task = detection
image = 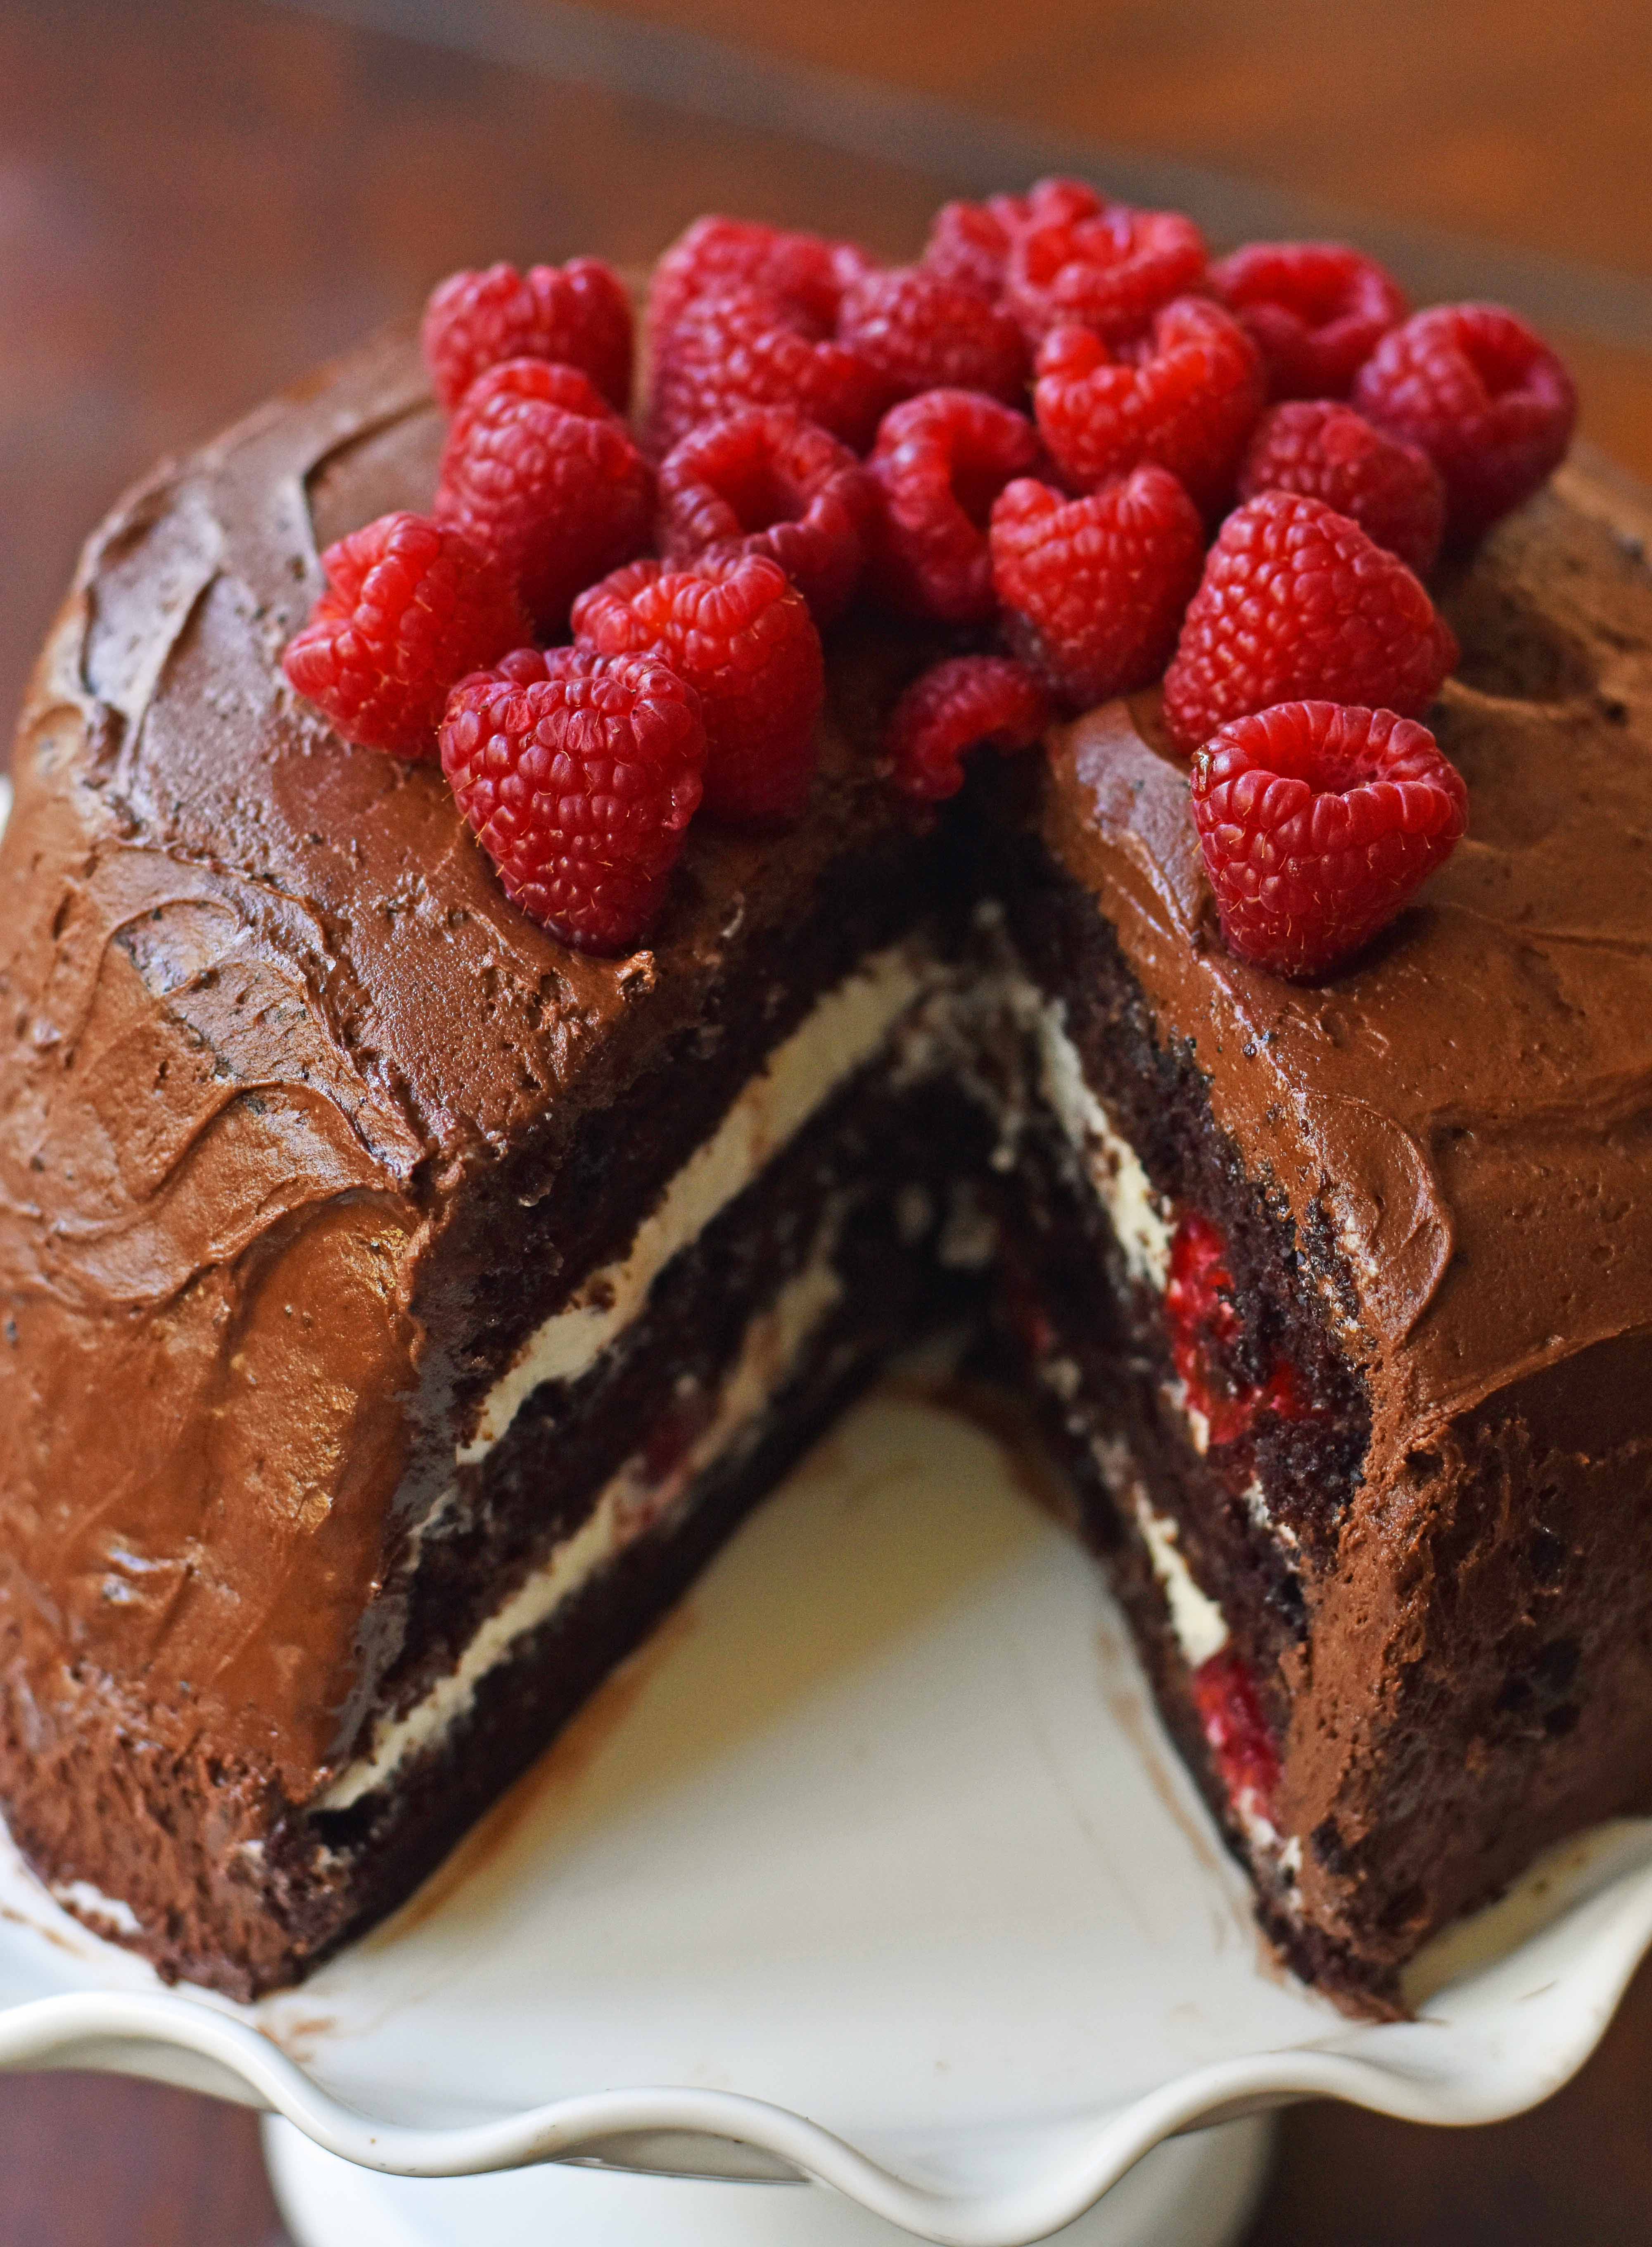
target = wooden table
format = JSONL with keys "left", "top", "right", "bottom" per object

{"left": 1, "top": 2, "right": 1649, "bottom": 2238}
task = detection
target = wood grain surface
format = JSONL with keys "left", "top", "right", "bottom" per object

{"left": 1, "top": 2, "right": 1649, "bottom": 2240}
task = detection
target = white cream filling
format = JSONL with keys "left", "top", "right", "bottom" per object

{"left": 51, "top": 1879, "right": 142, "bottom": 1936}
{"left": 1028, "top": 994, "right": 1174, "bottom": 1290}
{"left": 1169, "top": 1378, "right": 1212, "bottom": 1458}
{"left": 1132, "top": 1494, "right": 1230, "bottom": 1668}
{"left": 321, "top": 1246, "right": 845, "bottom": 1810}
{"left": 1130, "top": 1481, "right": 1291, "bottom": 1863}
{"left": 460, "top": 943, "right": 938, "bottom": 1466}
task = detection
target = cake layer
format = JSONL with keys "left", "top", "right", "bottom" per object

{"left": 460, "top": 938, "right": 939, "bottom": 1464}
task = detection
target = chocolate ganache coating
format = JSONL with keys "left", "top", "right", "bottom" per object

{"left": 0, "top": 328, "right": 931, "bottom": 1829}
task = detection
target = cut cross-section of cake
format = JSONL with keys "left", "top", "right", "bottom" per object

{"left": 978, "top": 469, "right": 1652, "bottom": 2009}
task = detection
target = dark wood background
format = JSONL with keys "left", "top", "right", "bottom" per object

{"left": 2, "top": 2, "right": 1650, "bottom": 2238}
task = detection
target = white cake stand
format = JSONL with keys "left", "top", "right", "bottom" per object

{"left": 0, "top": 1382, "right": 1649, "bottom": 2247}
{"left": 262, "top": 2107, "right": 1275, "bottom": 2247}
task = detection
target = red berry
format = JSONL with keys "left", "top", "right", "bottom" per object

{"left": 867, "top": 389, "right": 1043, "bottom": 625}
{"left": 421, "top": 259, "right": 634, "bottom": 414}
{"left": 1006, "top": 199, "right": 1207, "bottom": 345}
{"left": 881, "top": 656, "right": 1051, "bottom": 802}
{"left": 646, "top": 214, "right": 875, "bottom": 355}
{"left": 1189, "top": 700, "right": 1467, "bottom": 979}
{"left": 572, "top": 552, "right": 823, "bottom": 827}
{"left": 282, "top": 511, "right": 529, "bottom": 758}
{"left": 1351, "top": 303, "right": 1577, "bottom": 547}
{"left": 1206, "top": 242, "right": 1407, "bottom": 402}
{"left": 1164, "top": 1209, "right": 1245, "bottom": 1436}
{"left": 921, "top": 200, "right": 1015, "bottom": 301}
{"left": 920, "top": 179, "right": 1104, "bottom": 302}
{"left": 836, "top": 266, "right": 1029, "bottom": 406}
{"left": 655, "top": 408, "right": 876, "bottom": 626}
{"left": 447, "top": 357, "right": 620, "bottom": 451}
{"left": 648, "top": 285, "right": 896, "bottom": 457}
{"left": 1033, "top": 300, "right": 1265, "bottom": 515}
{"left": 440, "top": 646, "right": 706, "bottom": 955}
{"left": 1193, "top": 1648, "right": 1281, "bottom": 1819}
{"left": 989, "top": 468, "right": 1205, "bottom": 710}
{"left": 1162, "top": 1209, "right": 1312, "bottom": 1445}
{"left": 433, "top": 359, "right": 654, "bottom": 631}
{"left": 1162, "top": 492, "right": 1459, "bottom": 754}
{"left": 1239, "top": 401, "right": 1446, "bottom": 577}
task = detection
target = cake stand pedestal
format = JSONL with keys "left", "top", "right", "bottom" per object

{"left": 263, "top": 2112, "right": 1275, "bottom": 2247}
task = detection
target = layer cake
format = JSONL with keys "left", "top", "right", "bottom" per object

{"left": 0, "top": 303, "right": 1648, "bottom": 2015}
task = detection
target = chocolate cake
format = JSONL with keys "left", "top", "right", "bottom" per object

{"left": 0, "top": 291, "right": 1648, "bottom": 2016}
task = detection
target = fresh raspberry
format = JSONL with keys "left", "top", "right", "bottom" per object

{"left": 433, "top": 359, "right": 653, "bottom": 630}
{"left": 867, "top": 389, "right": 1043, "bottom": 625}
{"left": 446, "top": 357, "right": 620, "bottom": 452}
{"left": 1239, "top": 401, "right": 1446, "bottom": 577}
{"left": 920, "top": 178, "right": 1104, "bottom": 301}
{"left": 439, "top": 646, "right": 705, "bottom": 955}
{"left": 1162, "top": 492, "right": 1459, "bottom": 754}
{"left": 648, "top": 285, "right": 896, "bottom": 458}
{"left": 1193, "top": 1648, "right": 1281, "bottom": 1820}
{"left": 921, "top": 200, "right": 1016, "bottom": 301}
{"left": 282, "top": 511, "right": 529, "bottom": 758}
{"left": 655, "top": 408, "right": 876, "bottom": 626}
{"left": 880, "top": 656, "right": 1051, "bottom": 802}
{"left": 1189, "top": 701, "right": 1468, "bottom": 979}
{"left": 572, "top": 552, "right": 823, "bottom": 827}
{"left": 1032, "top": 301, "right": 1265, "bottom": 515}
{"left": 1351, "top": 303, "right": 1577, "bottom": 547}
{"left": 1164, "top": 1209, "right": 1244, "bottom": 1422}
{"left": 989, "top": 468, "right": 1205, "bottom": 710}
{"left": 646, "top": 214, "right": 875, "bottom": 355}
{"left": 1206, "top": 242, "right": 1407, "bottom": 402}
{"left": 1162, "top": 1209, "right": 1311, "bottom": 1445}
{"left": 1006, "top": 199, "right": 1208, "bottom": 345}
{"left": 836, "top": 266, "right": 1029, "bottom": 406}
{"left": 421, "top": 259, "right": 634, "bottom": 414}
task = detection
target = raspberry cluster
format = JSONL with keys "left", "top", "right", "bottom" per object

{"left": 281, "top": 191, "right": 1576, "bottom": 976}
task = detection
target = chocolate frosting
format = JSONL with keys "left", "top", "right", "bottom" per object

{"left": 0, "top": 329, "right": 914, "bottom": 1795}
{"left": 1038, "top": 477, "right": 1652, "bottom": 1470}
